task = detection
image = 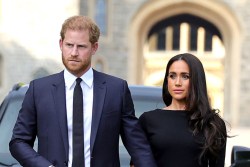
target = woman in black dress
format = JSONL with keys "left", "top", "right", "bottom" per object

{"left": 131, "top": 53, "right": 228, "bottom": 167}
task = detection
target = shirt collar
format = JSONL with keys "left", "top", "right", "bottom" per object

{"left": 64, "top": 68, "right": 93, "bottom": 90}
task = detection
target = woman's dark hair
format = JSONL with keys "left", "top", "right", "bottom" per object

{"left": 162, "top": 53, "right": 227, "bottom": 161}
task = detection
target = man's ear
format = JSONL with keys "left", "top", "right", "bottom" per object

{"left": 91, "top": 42, "right": 99, "bottom": 55}
{"left": 59, "top": 39, "right": 63, "bottom": 50}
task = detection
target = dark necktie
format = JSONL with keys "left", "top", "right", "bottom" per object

{"left": 72, "top": 78, "right": 85, "bottom": 167}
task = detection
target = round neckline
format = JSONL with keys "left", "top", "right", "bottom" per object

{"left": 161, "top": 108, "right": 186, "bottom": 112}
{"left": 156, "top": 108, "right": 187, "bottom": 113}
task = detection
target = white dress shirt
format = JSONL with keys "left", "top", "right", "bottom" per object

{"left": 64, "top": 68, "right": 93, "bottom": 167}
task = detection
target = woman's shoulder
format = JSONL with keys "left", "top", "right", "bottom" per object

{"left": 139, "top": 109, "right": 162, "bottom": 119}
{"left": 141, "top": 108, "right": 187, "bottom": 117}
{"left": 141, "top": 108, "right": 162, "bottom": 116}
{"left": 139, "top": 109, "right": 181, "bottom": 122}
{"left": 139, "top": 109, "right": 165, "bottom": 126}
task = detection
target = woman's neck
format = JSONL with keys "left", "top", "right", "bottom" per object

{"left": 164, "top": 101, "right": 186, "bottom": 110}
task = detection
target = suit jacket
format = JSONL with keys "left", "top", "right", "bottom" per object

{"left": 9, "top": 70, "right": 157, "bottom": 167}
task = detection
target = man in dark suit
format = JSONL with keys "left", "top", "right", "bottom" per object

{"left": 9, "top": 16, "right": 157, "bottom": 167}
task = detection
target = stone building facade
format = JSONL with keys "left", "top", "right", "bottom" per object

{"left": 0, "top": 0, "right": 250, "bottom": 127}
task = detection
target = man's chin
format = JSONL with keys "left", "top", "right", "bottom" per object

{"left": 67, "top": 67, "right": 88, "bottom": 77}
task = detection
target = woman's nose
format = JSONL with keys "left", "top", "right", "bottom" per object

{"left": 175, "top": 77, "right": 182, "bottom": 86}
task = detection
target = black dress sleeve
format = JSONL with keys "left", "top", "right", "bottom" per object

{"left": 208, "top": 141, "right": 226, "bottom": 167}
{"left": 129, "top": 112, "right": 150, "bottom": 167}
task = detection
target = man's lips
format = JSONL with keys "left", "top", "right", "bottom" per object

{"left": 69, "top": 59, "right": 80, "bottom": 62}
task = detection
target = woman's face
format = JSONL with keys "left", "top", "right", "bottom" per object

{"left": 167, "top": 60, "right": 190, "bottom": 104}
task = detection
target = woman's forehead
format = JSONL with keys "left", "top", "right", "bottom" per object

{"left": 169, "top": 60, "right": 189, "bottom": 73}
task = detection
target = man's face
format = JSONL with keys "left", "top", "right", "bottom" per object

{"left": 60, "top": 29, "right": 98, "bottom": 77}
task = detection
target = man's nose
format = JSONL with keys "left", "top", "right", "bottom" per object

{"left": 71, "top": 46, "right": 79, "bottom": 56}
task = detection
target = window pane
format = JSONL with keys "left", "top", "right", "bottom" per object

{"left": 172, "top": 24, "right": 180, "bottom": 50}
{"left": 157, "top": 29, "right": 166, "bottom": 50}
{"left": 190, "top": 26, "right": 198, "bottom": 51}
{"left": 95, "top": 0, "right": 107, "bottom": 35}
{"left": 205, "top": 31, "right": 213, "bottom": 51}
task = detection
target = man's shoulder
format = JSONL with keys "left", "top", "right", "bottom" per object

{"left": 31, "top": 71, "right": 63, "bottom": 85}
{"left": 93, "top": 70, "right": 125, "bottom": 82}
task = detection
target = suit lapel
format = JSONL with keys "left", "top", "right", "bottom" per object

{"left": 90, "top": 70, "right": 106, "bottom": 153}
{"left": 50, "top": 70, "right": 106, "bottom": 156}
{"left": 51, "top": 71, "right": 69, "bottom": 159}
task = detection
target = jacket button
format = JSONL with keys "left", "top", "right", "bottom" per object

{"left": 64, "top": 161, "right": 68, "bottom": 166}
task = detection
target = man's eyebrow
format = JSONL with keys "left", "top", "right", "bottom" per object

{"left": 77, "top": 43, "right": 87, "bottom": 46}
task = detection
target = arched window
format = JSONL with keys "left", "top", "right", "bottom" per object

{"left": 95, "top": 0, "right": 108, "bottom": 36}
{"left": 144, "top": 13, "right": 225, "bottom": 115}
{"left": 147, "top": 14, "right": 223, "bottom": 54}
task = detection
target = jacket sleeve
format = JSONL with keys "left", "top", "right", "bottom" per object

{"left": 9, "top": 81, "right": 52, "bottom": 167}
{"left": 119, "top": 81, "right": 157, "bottom": 167}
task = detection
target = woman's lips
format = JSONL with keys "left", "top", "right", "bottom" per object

{"left": 173, "top": 89, "right": 184, "bottom": 93}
